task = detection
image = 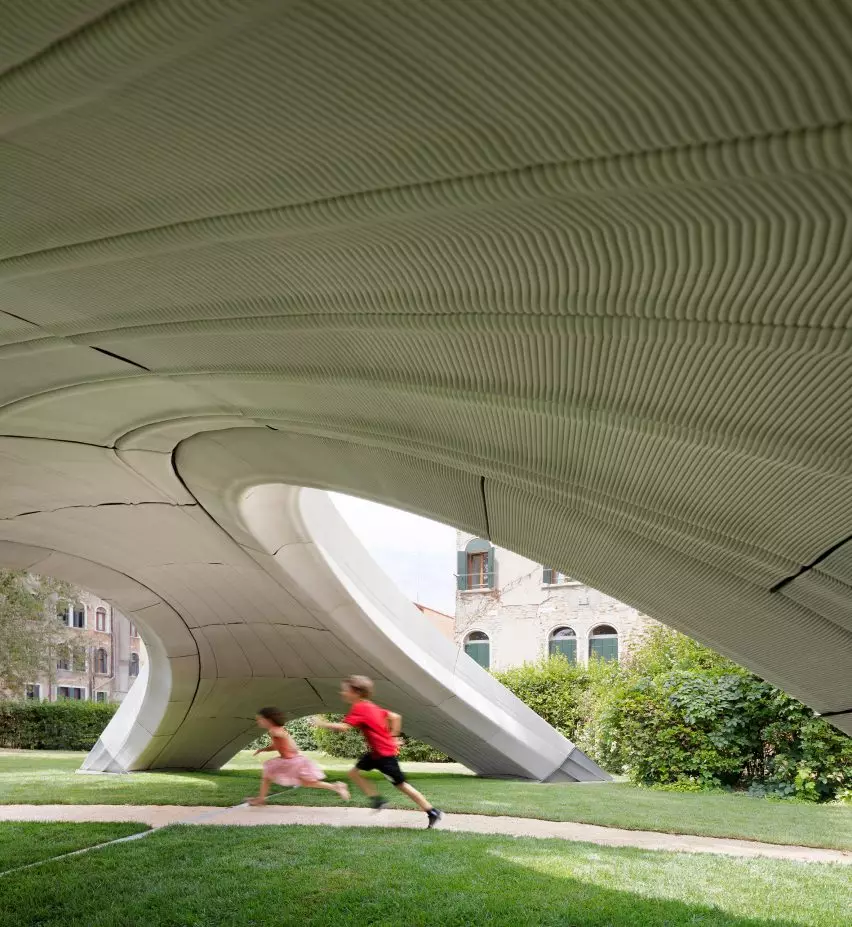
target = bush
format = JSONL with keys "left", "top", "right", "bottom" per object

{"left": 286, "top": 716, "right": 318, "bottom": 752}
{"left": 247, "top": 716, "right": 319, "bottom": 752}
{"left": 491, "top": 627, "right": 851, "bottom": 801}
{"left": 494, "top": 654, "right": 621, "bottom": 768}
{"left": 313, "top": 715, "right": 452, "bottom": 762}
{"left": 588, "top": 626, "right": 852, "bottom": 800}
{"left": 0, "top": 700, "right": 117, "bottom": 750}
{"left": 493, "top": 657, "right": 590, "bottom": 740}
{"left": 313, "top": 715, "right": 364, "bottom": 758}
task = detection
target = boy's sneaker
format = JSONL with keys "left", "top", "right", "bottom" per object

{"left": 426, "top": 808, "right": 443, "bottom": 829}
{"left": 370, "top": 796, "right": 388, "bottom": 811}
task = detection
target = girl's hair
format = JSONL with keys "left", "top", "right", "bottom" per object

{"left": 344, "top": 675, "right": 374, "bottom": 698}
{"left": 257, "top": 706, "right": 286, "bottom": 726}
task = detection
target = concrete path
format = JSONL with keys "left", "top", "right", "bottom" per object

{"left": 2, "top": 804, "right": 849, "bottom": 864}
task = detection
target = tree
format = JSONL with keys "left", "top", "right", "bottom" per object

{"left": 0, "top": 571, "right": 75, "bottom": 697}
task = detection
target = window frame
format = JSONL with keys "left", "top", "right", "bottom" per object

{"left": 457, "top": 538, "right": 496, "bottom": 592}
{"left": 541, "top": 567, "right": 581, "bottom": 587}
{"left": 588, "top": 625, "right": 619, "bottom": 663}
{"left": 129, "top": 652, "right": 140, "bottom": 677}
{"left": 95, "top": 607, "right": 108, "bottom": 632}
{"left": 548, "top": 626, "right": 577, "bottom": 663}
{"left": 71, "top": 603, "right": 86, "bottom": 629}
{"left": 463, "top": 630, "right": 491, "bottom": 669}
{"left": 57, "top": 686, "right": 86, "bottom": 701}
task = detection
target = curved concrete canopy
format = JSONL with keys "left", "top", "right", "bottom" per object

{"left": 0, "top": 0, "right": 850, "bottom": 780}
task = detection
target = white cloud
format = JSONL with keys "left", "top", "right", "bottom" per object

{"left": 330, "top": 492, "right": 457, "bottom": 615}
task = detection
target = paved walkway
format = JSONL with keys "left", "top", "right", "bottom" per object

{"left": 2, "top": 804, "right": 849, "bottom": 864}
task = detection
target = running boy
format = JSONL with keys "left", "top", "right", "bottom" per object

{"left": 313, "top": 675, "right": 443, "bottom": 828}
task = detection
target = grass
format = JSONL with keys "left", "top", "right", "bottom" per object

{"left": 0, "top": 824, "right": 849, "bottom": 926}
{"left": 0, "top": 821, "right": 149, "bottom": 872}
{"left": 2, "top": 750, "right": 850, "bottom": 851}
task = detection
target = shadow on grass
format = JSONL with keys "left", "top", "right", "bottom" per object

{"left": 0, "top": 825, "right": 838, "bottom": 927}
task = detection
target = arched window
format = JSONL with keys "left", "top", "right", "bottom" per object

{"left": 56, "top": 603, "right": 69, "bottom": 625}
{"left": 95, "top": 648, "right": 108, "bottom": 675}
{"left": 548, "top": 627, "right": 577, "bottom": 663}
{"left": 95, "top": 607, "right": 108, "bottom": 632}
{"left": 464, "top": 631, "right": 490, "bottom": 669}
{"left": 589, "top": 625, "right": 619, "bottom": 663}
{"left": 129, "top": 652, "right": 140, "bottom": 677}
{"left": 457, "top": 538, "right": 495, "bottom": 591}
{"left": 71, "top": 604, "right": 86, "bottom": 629}
{"left": 56, "top": 646, "right": 71, "bottom": 671}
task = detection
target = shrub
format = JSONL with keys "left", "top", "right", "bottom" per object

{"left": 0, "top": 700, "right": 117, "bottom": 750}
{"left": 247, "top": 716, "right": 319, "bottom": 752}
{"left": 286, "top": 716, "right": 318, "bottom": 752}
{"left": 396, "top": 737, "right": 451, "bottom": 763}
{"left": 592, "top": 626, "right": 852, "bottom": 800}
{"left": 313, "top": 715, "right": 364, "bottom": 758}
{"left": 493, "top": 657, "right": 590, "bottom": 740}
{"left": 492, "top": 627, "right": 851, "bottom": 801}
{"left": 494, "top": 654, "right": 620, "bottom": 768}
{"left": 313, "top": 715, "right": 452, "bottom": 762}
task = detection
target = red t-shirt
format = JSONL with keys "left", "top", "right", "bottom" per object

{"left": 343, "top": 700, "right": 397, "bottom": 757}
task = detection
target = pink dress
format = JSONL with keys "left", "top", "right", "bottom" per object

{"left": 263, "top": 730, "right": 326, "bottom": 786}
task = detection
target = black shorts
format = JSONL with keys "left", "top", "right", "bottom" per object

{"left": 355, "top": 752, "right": 406, "bottom": 785}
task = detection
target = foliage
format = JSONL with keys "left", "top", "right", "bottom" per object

{"left": 0, "top": 700, "right": 118, "bottom": 751}
{"left": 581, "top": 625, "right": 852, "bottom": 801}
{"left": 493, "top": 656, "right": 590, "bottom": 738}
{"left": 247, "top": 716, "right": 318, "bottom": 752}
{"left": 313, "top": 714, "right": 373, "bottom": 758}
{"left": 313, "top": 714, "right": 451, "bottom": 763}
{"left": 0, "top": 571, "right": 75, "bottom": 695}
{"left": 395, "top": 737, "right": 451, "bottom": 763}
{"left": 492, "top": 626, "right": 851, "bottom": 802}
{"left": 286, "top": 716, "right": 319, "bottom": 752}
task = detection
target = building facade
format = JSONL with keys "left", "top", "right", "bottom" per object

{"left": 24, "top": 586, "right": 147, "bottom": 703}
{"left": 414, "top": 602, "right": 455, "bottom": 642}
{"left": 455, "top": 532, "right": 655, "bottom": 671}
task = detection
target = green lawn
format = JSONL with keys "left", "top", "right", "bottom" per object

{"left": 2, "top": 750, "right": 850, "bottom": 851}
{"left": 0, "top": 821, "right": 149, "bottom": 872}
{"left": 0, "top": 825, "right": 848, "bottom": 927}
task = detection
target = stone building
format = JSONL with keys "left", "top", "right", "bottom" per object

{"left": 455, "top": 532, "right": 655, "bottom": 671}
{"left": 23, "top": 586, "right": 147, "bottom": 703}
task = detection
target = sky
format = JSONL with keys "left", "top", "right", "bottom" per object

{"left": 330, "top": 493, "right": 457, "bottom": 615}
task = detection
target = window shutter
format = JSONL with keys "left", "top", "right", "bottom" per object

{"left": 456, "top": 551, "right": 468, "bottom": 591}
{"left": 465, "top": 641, "right": 490, "bottom": 669}
{"left": 486, "top": 545, "right": 495, "bottom": 589}
{"left": 542, "top": 567, "right": 553, "bottom": 585}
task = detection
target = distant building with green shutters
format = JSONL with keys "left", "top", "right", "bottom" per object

{"left": 455, "top": 532, "right": 655, "bottom": 671}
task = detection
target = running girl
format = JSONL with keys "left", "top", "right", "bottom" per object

{"left": 246, "top": 706, "right": 349, "bottom": 805}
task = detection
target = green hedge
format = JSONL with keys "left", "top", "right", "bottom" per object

{"left": 248, "top": 716, "right": 319, "bottom": 753}
{"left": 0, "top": 701, "right": 118, "bottom": 750}
{"left": 314, "top": 715, "right": 452, "bottom": 763}
{"left": 494, "top": 627, "right": 852, "bottom": 803}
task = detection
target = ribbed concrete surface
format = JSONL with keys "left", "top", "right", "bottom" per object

{"left": 0, "top": 0, "right": 850, "bottom": 775}
{"left": 1, "top": 805, "right": 849, "bottom": 865}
